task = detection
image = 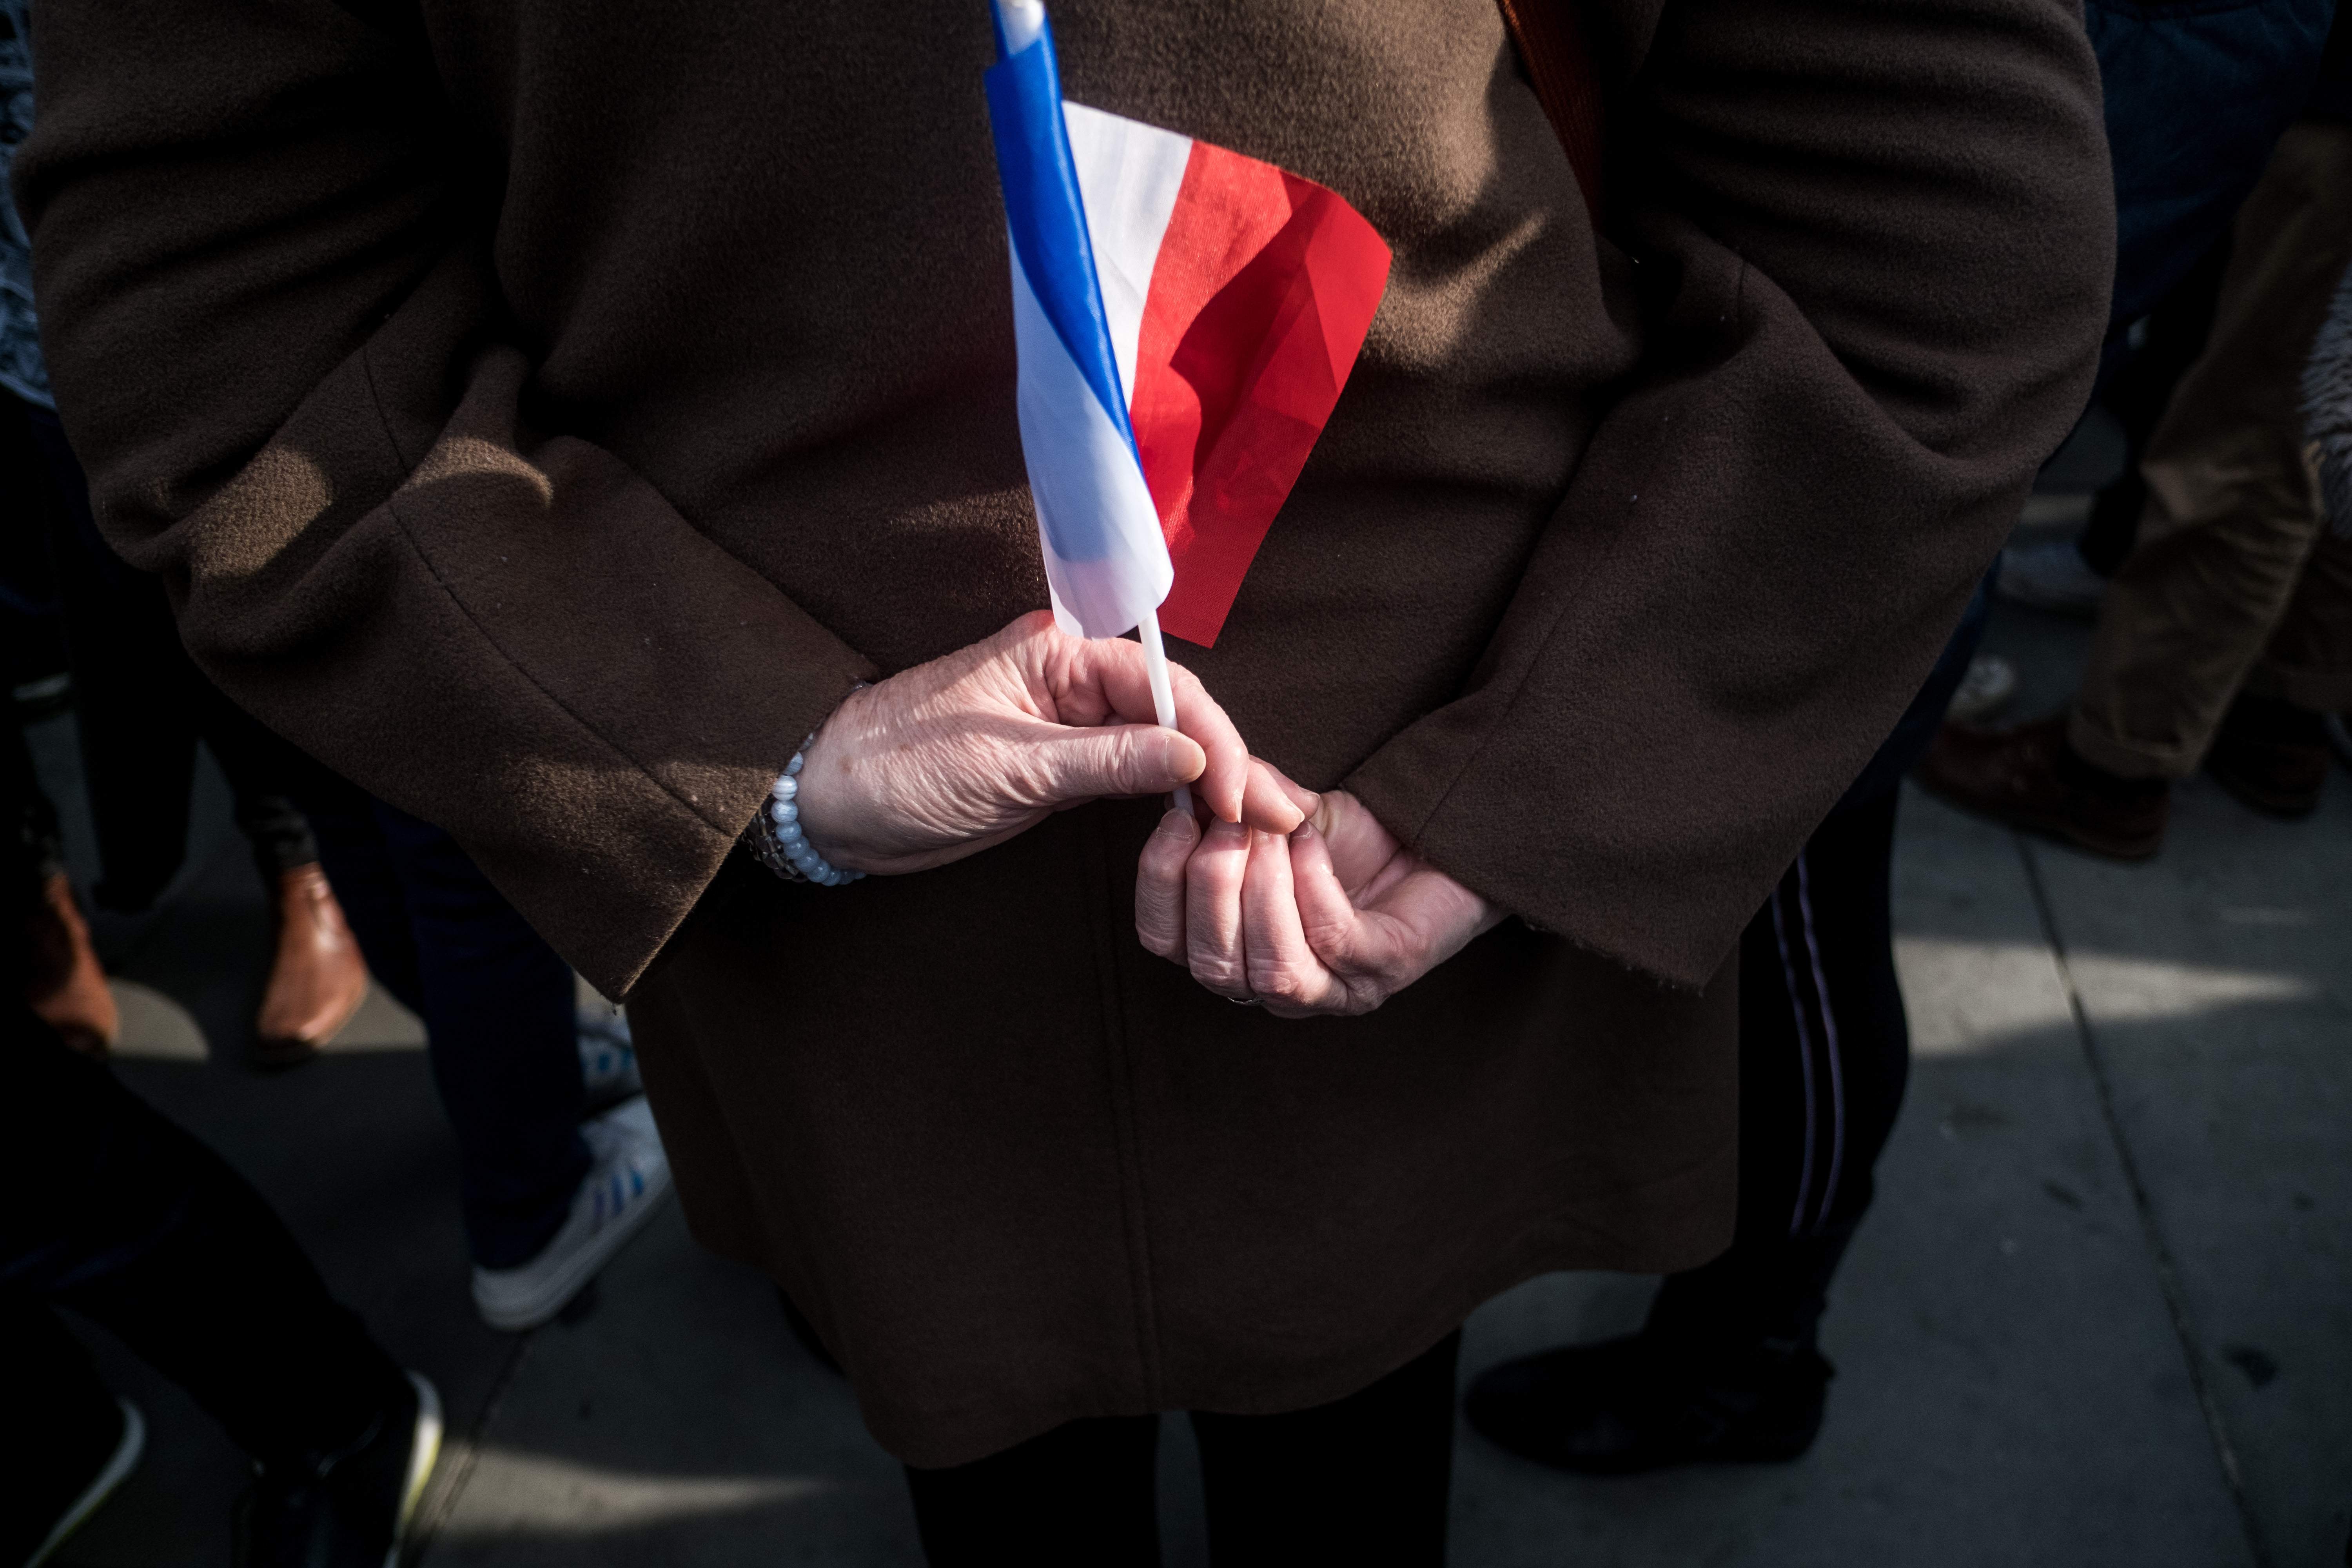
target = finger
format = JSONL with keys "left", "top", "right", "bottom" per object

{"left": 1241, "top": 826, "right": 1344, "bottom": 1014}
{"left": 1288, "top": 821, "right": 1373, "bottom": 975}
{"left": 1184, "top": 817, "right": 1255, "bottom": 998}
{"left": 1134, "top": 808, "right": 1198, "bottom": 960}
{"left": 1306, "top": 789, "right": 1408, "bottom": 898}
{"left": 1027, "top": 722, "right": 1209, "bottom": 805}
{"left": 1240, "top": 757, "right": 1313, "bottom": 835}
{"left": 1164, "top": 661, "right": 1255, "bottom": 826}
{"left": 1057, "top": 638, "right": 1255, "bottom": 827}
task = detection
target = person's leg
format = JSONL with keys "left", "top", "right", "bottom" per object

{"left": 1649, "top": 788, "right": 1910, "bottom": 1351}
{"left": 16, "top": 397, "right": 204, "bottom": 913}
{"left": 6, "top": 713, "right": 114, "bottom": 1050}
{"left": 201, "top": 687, "right": 327, "bottom": 884}
{"left": 2, "top": 1005, "right": 444, "bottom": 1563}
{"left": 1191, "top": 1330, "right": 1462, "bottom": 1568}
{"left": 2076, "top": 234, "right": 2234, "bottom": 578}
{"left": 2070, "top": 121, "right": 2352, "bottom": 781}
{"left": 294, "top": 769, "right": 426, "bottom": 1017}
{"left": 199, "top": 686, "right": 371, "bottom": 1061}
{"left": 0, "top": 1004, "right": 407, "bottom": 1466}
{"left": 370, "top": 802, "right": 588, "bottom": 1270}
{"left": 2211, "top": 523, "right": 2352, "bottom": 808}
{"left": 904, "top": 1415, "right": 1162, "bottom": 1567}
{"left": 1465, "top": 791, "right": 1910, "bottom": 1474}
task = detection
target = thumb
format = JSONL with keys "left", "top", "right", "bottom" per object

{"left": 1031, "top": 723, "right": 1208, "bottom": 803}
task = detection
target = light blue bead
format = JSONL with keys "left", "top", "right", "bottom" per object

{"left": 785, "top": 752, "right": 804, "bottom": 776}
{"left": 772, "top": 775, "right": 797, "bottom": 801}
{"left": 779, "top": 822, "right": 803, "bottom": 844}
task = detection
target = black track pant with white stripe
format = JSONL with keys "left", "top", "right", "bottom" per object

{"left": 1648, "top": 785, "right": 1910, "bottom": 1357}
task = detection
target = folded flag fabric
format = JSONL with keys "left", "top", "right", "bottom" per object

{"left": 984, "top": 1, "right": 1392, "bottom": 647}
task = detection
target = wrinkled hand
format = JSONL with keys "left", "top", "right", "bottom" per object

{"left": 1135, "top": 772, "right": 1502, "bottom": 1017}
{"left": 796, "top": 611, "right": 1303, "bottom": 875}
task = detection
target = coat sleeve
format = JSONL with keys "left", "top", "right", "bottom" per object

{"left": 1344, "top": 0, "right": 2112, "bottom": 987}
{"left": 16, "top": 0, "right": 875, "bottom": 997}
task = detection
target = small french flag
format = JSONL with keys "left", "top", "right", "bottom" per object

{"left": 984, "top": 0, "right": 1392, "bottom": 652}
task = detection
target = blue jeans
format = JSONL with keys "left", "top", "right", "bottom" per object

{"left": 299, "top": 784, "right": 588, "bottom": 1270}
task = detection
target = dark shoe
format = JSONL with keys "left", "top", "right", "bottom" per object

{"left": 2206, "top": 694, "right": 2329, "bottom": 818}
{"left": 1465, "top": 1332, "right": 1832, "bottom": 1475}
{"left": 3, "top": 1393, "right": 144, "bottom": 1567}
{"left": 24, "top": 870, "right": 117, "bottom": 1055}
{"left": 232, "top": 1372, "right": 441, "bottom": 1568}
{"left": 254, "top": 864, "right": 370, "bottom": 1068}
{"left": 1915, "top": 715, "right": 2168, "bottom": 859}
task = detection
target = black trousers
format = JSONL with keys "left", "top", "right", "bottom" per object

{"left": 4, "top": 392, "right": 318, "bottom": 909}
{"left": 4, "top": 717, "right": 61, "bottom": 905}
{"left": 1649, "top": 788, "right": 1909, "bottom": 1355}
{"left": 906, "top": 1330, "right": 1462, "bottom": 1568}
{"left": 0, "top": 1004, "right": 404, "bottom": 1472}
{"left": 295, "top": 779, "right": 588, "bottom": 1270}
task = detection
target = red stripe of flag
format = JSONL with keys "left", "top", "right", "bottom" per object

{"left": 1129, "top": 142, "right": 1392, "bottom": 647}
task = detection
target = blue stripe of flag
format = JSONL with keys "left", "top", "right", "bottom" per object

{"left": 984, "top": 21, "right": 1138, "bottom": 456}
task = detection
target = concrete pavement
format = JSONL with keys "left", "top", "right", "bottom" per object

{"left": 31, "top": 577, "right": 2350, "bottom": 1567}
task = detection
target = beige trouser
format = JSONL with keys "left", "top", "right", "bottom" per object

{"left": 2071, "top": 121, "right": 2352, "bottom": 780}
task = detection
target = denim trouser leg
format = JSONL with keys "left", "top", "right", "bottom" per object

{"left": 302, "top": 785, "right": 588, "bottom": 1269}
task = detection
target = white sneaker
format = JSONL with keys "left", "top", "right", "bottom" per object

{"left": 577, "top": 1005, "right": 642, "bottom": 1111}
{"left": 1998, "top": 538, "right": 2107, "bottom": 616}
{"left": 1945, "top": 653, "right": 2019, "bottom": 726}
{"left": 471, "top": 1095, "right": 671, "bottom": 1331}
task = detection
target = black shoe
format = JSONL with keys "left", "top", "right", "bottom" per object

{"left": 2207, "top": 693, "right": 2330, "bottom": 818}
{"left": 4, "top": 1393, "right": 144, "bottom": 1567}
{"left": 232, "top": 1372, "right": 442, "bottom": 1568}
{"left": 1464, "top": 1332, "right": 1832, "bottom": 1475}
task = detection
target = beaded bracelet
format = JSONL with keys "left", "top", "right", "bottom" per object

{"left": 742, "top": 730, "right": 865, "bottom": 887}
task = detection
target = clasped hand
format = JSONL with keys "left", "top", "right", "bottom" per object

{"left": 797, "top": 612, "right": 1494, "bottom": 1015}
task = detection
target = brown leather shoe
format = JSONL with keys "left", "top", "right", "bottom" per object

{"left": 1916, "top": 714, "right": 2169, "bottom": 860}
{"left": 2206, "top": 694, "right": 2329, "bottom": 818}
{"left": 25, "top": 870, "right": 117, "bottom": 1054}
{"left": 254, "top": 863, "right": 369, "bottom": 1067}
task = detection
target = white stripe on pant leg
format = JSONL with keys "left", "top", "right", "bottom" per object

{"left": 1795, "top": 851, "right": 1847, "bottom": 1234}
{"left": 1771, "top": 887, "right": 1818, "bottom": 1239}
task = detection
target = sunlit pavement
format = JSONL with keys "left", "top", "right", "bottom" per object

{"left": 33, "top": 523, "right": 2350, "bottom": 1566}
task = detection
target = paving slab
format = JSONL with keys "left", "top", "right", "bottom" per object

{"left": 418, "top": 1206, "right": 921, "bottom": 1567}
{"left": 2024, "top": 774, "right": 2352, "bottom": 1567}
{"left": 1446, "top": 786, "right": 2250, "bottom": 1568}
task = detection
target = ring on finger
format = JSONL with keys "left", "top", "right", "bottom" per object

{"left": 1226, "top": 995, "right": 1261, "bottom": 1007}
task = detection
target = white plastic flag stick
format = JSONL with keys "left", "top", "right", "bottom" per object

{"left": 985, "top": 0, "right": 1193, "bottom": 817}
{"left": 1136, "top": 611, "right": 1192, "bottom": 817}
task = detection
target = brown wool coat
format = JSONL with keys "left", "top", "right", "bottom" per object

{"left": 21, "top": 0, "right": 2109, "bottom": 1465}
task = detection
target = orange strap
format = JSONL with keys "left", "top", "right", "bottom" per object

{"left": 1494, "top": 0, "right": 1606, "bottom": 227}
